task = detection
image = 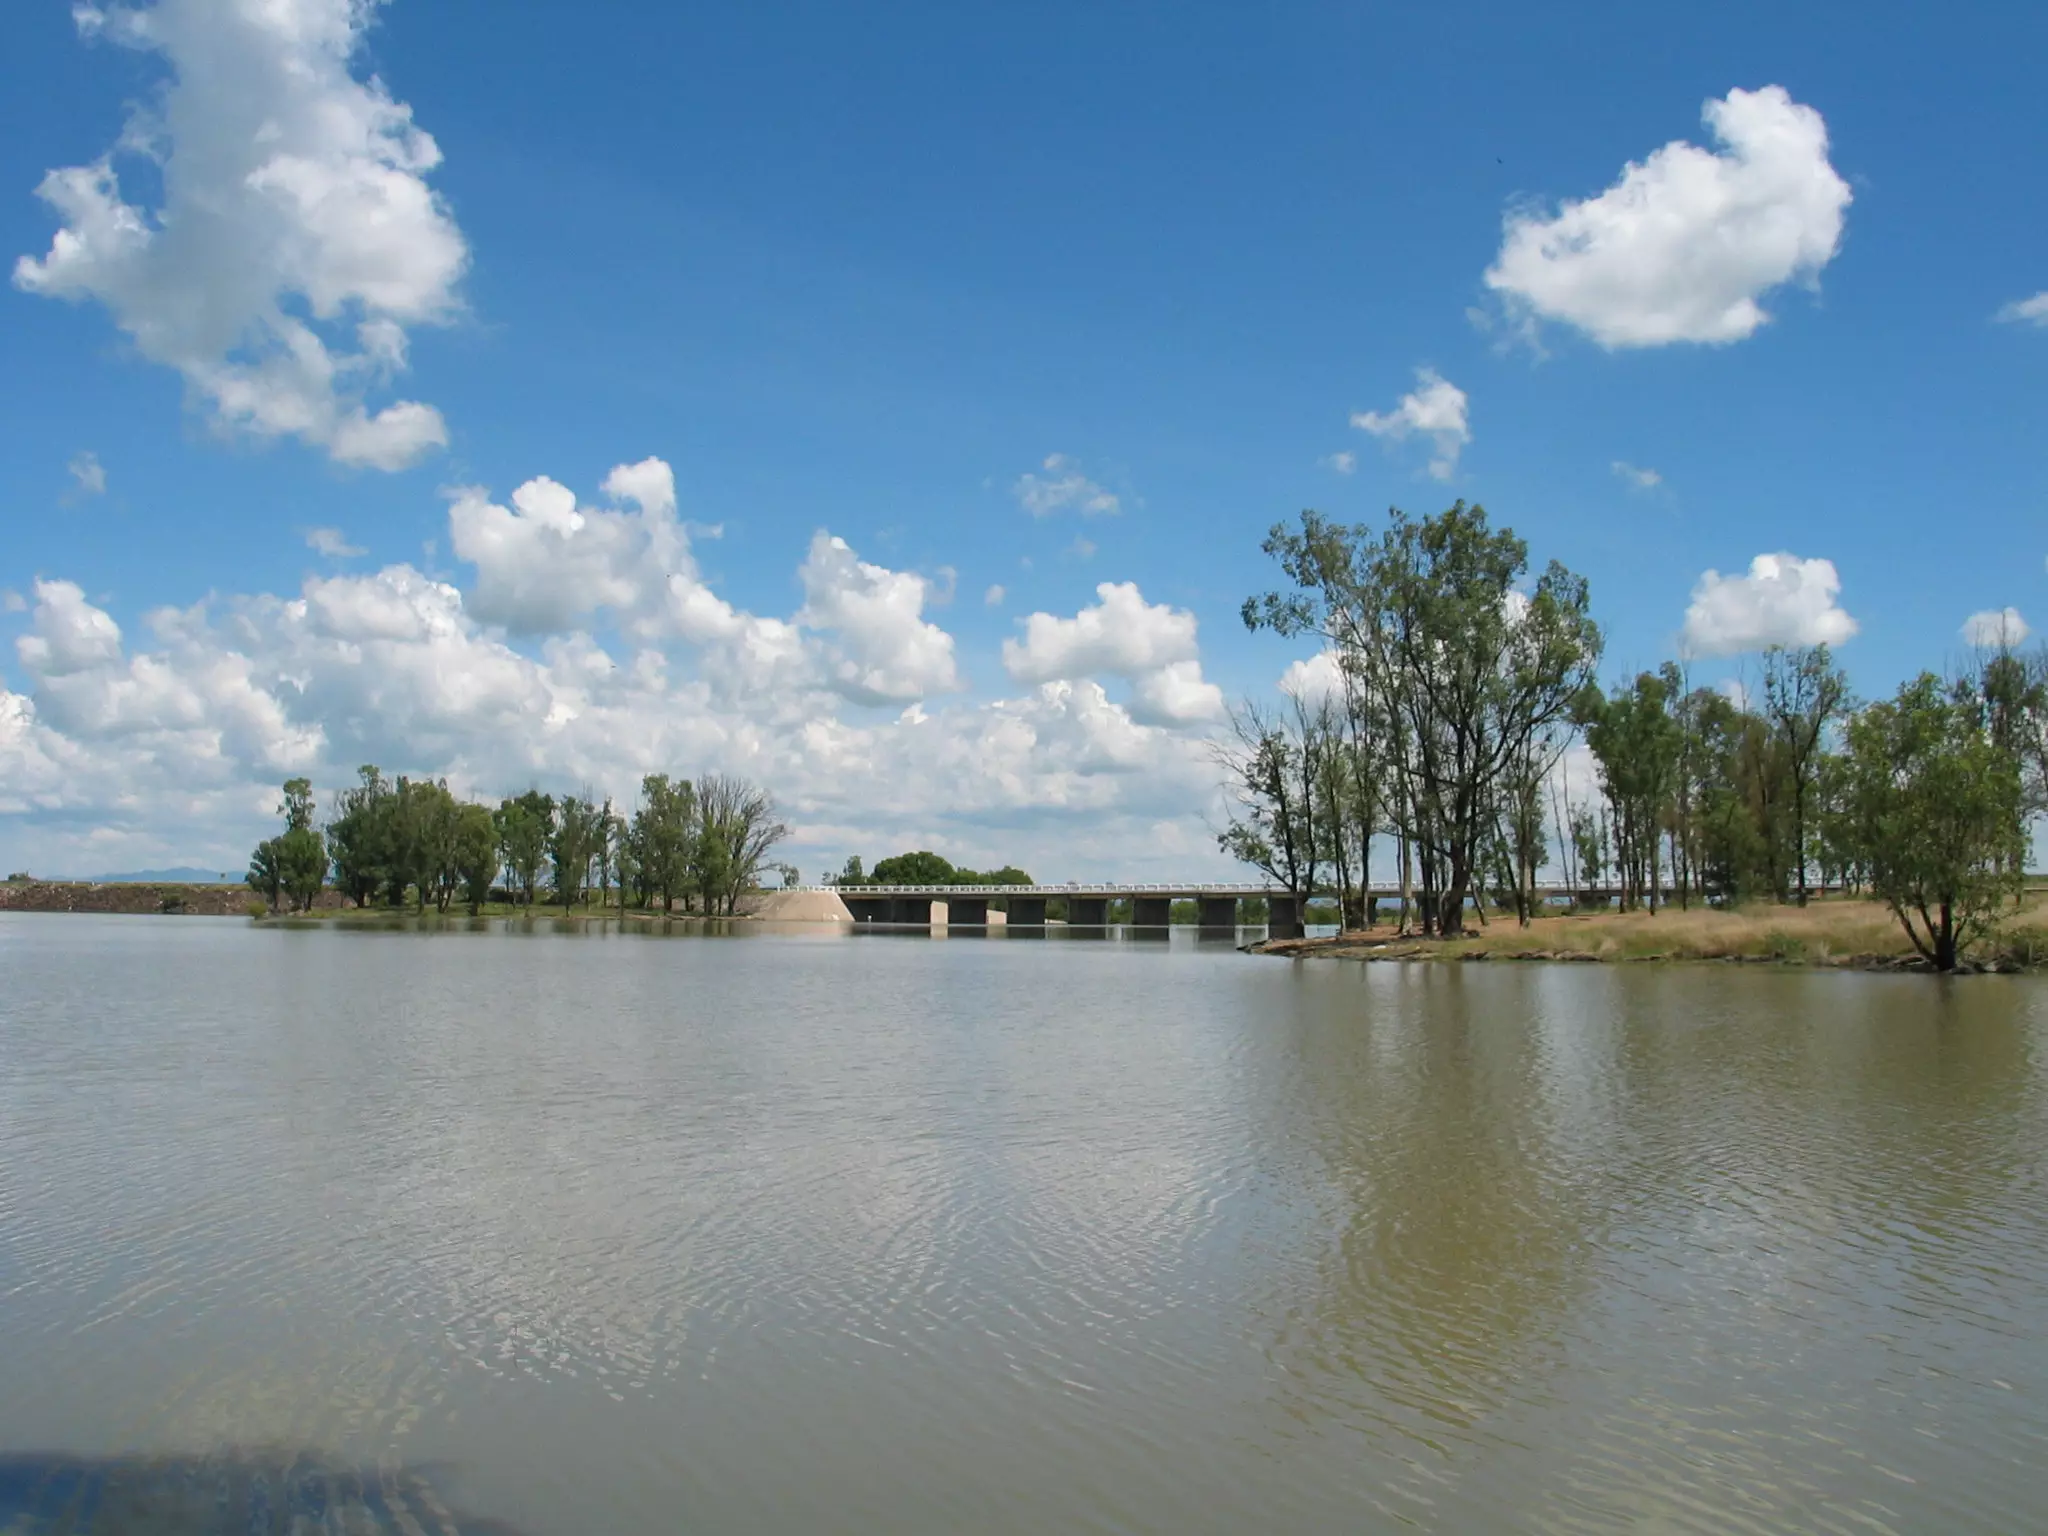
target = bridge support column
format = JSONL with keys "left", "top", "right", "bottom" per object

{"left": 948, "top": 897, "right": 988, "bottom": 926}
{"left": 891, "top": 897, "right": 932, "bottom": 924}
{"left": 1008, "top": 897, "right": 1047, "bottom": 927}
{"left": 1269, "top": 895, "right": 1304, "bottom": 939}
{"left": 1132, "top": 897, "right": 1172, "bottom": 928}
{"left": 1198, "top": 896, "right": 1238, "bottom": 932}
{"left": 1069, "top": 897, "right": 1109, "bottom": 927}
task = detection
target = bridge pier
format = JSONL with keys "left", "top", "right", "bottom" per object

{"left": 1069, "top": 897, "right": 1109, "bottom": 927}
{"left": 1132, "top": 897, "right": 1172, "bottom": 928}
{"left": 1269, "top": 895, "right": 1304, "bottom": 939}
{"left": 948, "top": 896, "right": 988, "bottom": 926}
{"left": 1008, "top": 897, "right": 1048, "bottom": 927}
{"left": 1197, "top": 896, "right": 1237, "bottom": 931}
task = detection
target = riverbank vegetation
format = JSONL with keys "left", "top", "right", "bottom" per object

{"left": 1227, "top": 501, "right": 2047, "bottom": 970}
{"left": 831, "top": 851, "right": 1036, "bottom": 886}
{"left": 248, "top": 769, "right": 789, "bottom": 918}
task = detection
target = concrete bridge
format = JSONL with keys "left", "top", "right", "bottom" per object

{"left": 821, "top": 881, "right": 1676, "bottom": 937}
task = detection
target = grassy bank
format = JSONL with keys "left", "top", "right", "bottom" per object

{"left": 1253, "top": 897, "right": 2048, "bottom": 973}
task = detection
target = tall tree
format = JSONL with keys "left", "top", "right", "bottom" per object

{"left": 495, "top": 790, "right": 554, "bottom": 907}
{"left": 631, "top": 774, "right": 695, "bottom": 913}
{"left": 1762, "top": 644, "right": 1851, "bottom": 906}
{"left": 454, "top": 802, "right": 500, "bottom": 914}
{"left": 1840, "top": 674, "right": 2024, "bottom": 970}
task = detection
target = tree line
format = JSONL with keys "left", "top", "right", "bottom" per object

{"left": 831, "top": 851, "right": 1035, "bottom": 887}
{"left": 1222, "top": 500, "right": 2043, "bottom": 969}
{"left": 248, "top": 768, "right": 791, "bottom": 918}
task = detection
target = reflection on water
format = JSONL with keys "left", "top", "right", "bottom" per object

{"left": 1, "top": 915, "right": 2044, "bottom": 1534}
{"left": 0, "top": 1449, "right": 524, "bottom": 1534}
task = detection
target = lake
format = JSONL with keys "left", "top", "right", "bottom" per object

{"left": 2, "top": 913, "right": 2044, "bottom": 1533}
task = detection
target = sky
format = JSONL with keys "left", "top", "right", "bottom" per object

{"left": 1, "top": 0, "right": 2044, "bottom": 881}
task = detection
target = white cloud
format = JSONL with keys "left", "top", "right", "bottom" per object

{"left": 1351, "top": 369, "right": 1470, "bottom": 481}
{"left": 14, "top": 0, "right": 467, "bottom": 469}
{"left": 1004, "top": 581, "right": 1222, "bottom": 724}
{"left": 1067, "top": 536, "right": 1097, "bottom": 561}
{"left": 1681, "top": 552, "right": 1857, "bottom": 656}
{"left": 1612, "top": 460, "right": 1662, "bottom": 490}
{"left": 68, "top": 450, "right": 106, "bottom": 497}
{"left": 796, "top": 533, "right": 961, "bottom": 706}
{"left": 1279, "top": 649, "right": 1346, "bottom": 704}
{"left": 0, "top": 488, "right": 1236, "bottom": 879}
{"left": 983, "top": 584, "right": 1005, "bottom": 607}
{"left": 1484, "top": 86, "right": 1851, "bottom": 348}
{"left": 1997, "top": 293, "right": 2048, "bottom": 327}
{"left": 1013, "top": 453, "right": 1120, "bottom": 517}
{"left": 1322, "top": 451, "right": 1356, "bottom": 475}
{"left": 304, "top": 526, "right": 365, "bottom": 559}
{"left": 1961, "top": 607, "right": 2029, "bottom": 648}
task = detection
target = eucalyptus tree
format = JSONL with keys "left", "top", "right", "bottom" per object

{"left": 631, "top": 774, "right": 695, "bottom": 913}
{"left": 694, "top": 773, "right": 791, "bottom": 915}
{"left": 1245, "top": 502, "right": 1601, "bottom": 935}
{"left": 495, "top": 790, "right": 554, "bottom": 907}
{"left": 1762, "top": 644, "right": 1851, "bottom": 906}
{"left": 454, "top": 802, "right": 500, "bottom": 914}
{"left": 1840, "top": 674, "right": 2024, "bottom": 969}
{"left": 248, "top": 777, "right": 327, "bottom": 912}
{"left": 549, "top": 795, "right": 606, "bottom": 908}
{"left": 327, "top": 765, "right": 394, "bottom": 907}
{"left": 1213, "top": 696, "right": 1323, "bottom": 902}
{"left": 1582, "top": 669, "right": 1683, "bottom": 912}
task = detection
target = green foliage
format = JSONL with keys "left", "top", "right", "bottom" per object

{"left": 495, "top": 789, "right": 554, "bottom": 907}
{"left": 327, "top": 766, "right": 394, "bottom": 906}
{"left": 550, "top": 795, "right": 605, "bottom": 908}
{"left": 630, "top": 774, "right": 694, "bottom": 911}
{"left": 852, "top": 852, "right": 1035, "bottom": 887}
{"left": 453, "top": 802, "right": 500, "bottom": 914}
{"left": 1839, "top": 674, "right": 2024, "bottom": 970}
{"left": 248, "top": 778, "right": 326, "bottom": 912}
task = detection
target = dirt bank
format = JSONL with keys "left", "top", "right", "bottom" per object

{"left": 0, "top": 880, "right": 325, "bottom": 916}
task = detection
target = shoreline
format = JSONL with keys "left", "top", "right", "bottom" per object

{"left": 1248, "top": 899, "right": 2048, "bottom": 974}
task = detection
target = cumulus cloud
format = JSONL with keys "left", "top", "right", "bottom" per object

{"left": 1351, "top": 369, "right": 1470, "bottom": 481}
{"left": 1003, "top": 581, "right": 1222, "bottom": 724}
{"left": 68, "top": 451, "right": 107, "bottom": 497}
{"left": 304, "top": 526, "right": 365, "bottom": 559}
{"left": 1612, "top": 460, "right": 1661, "bottom": 489}
{"left": 1997, "top": 293, "right": 2048, "bottom": 327}
{"left": 1484, "top": 86, "right": 1851, "bottom": 348}
{"left": 1961, "top": 607, "right": 2029, "bottom": 648}
{"left": 796, "top": 533, "right": 961, "bottom": 705}
{"left": 1279, "top": 649, "right": 1346, "bottom": 704}
{"left": 0, "top": 513, "right": 1231, "bottom": 879}
{"left": 14, "top": 0, "right": 467, "bottom": 468}
{"left": 1013, "top": 454, "right": 1120, "bottom": 517}
{"left": 1681, "top": 552, "right": 1857, "bottom": 656}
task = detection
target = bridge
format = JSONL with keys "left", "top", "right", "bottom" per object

{"left": 815, "top": 881, "right": 1669, "bottom": 937}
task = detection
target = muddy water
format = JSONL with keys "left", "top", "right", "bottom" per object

{"left": 2, "top": 914, "right": 2043, "bottom": 1533}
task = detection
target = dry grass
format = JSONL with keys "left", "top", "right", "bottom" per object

{"left": 1268, "top": 895, "right": 2048, "bottom": 971}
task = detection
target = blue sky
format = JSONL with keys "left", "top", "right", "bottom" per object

{"left": 1, "top": 0, "right": 2043, "bottom": 879}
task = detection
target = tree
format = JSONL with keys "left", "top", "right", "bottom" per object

{"left": 693, "top": 773, "right": 790, "bottom": 914}
{"left": 631, "top": 774, "right": 694, "bottom": 912}
{"left": 550, "top": 795, "right": 605, "bottom": 908}
{"left": 837, "top": 854, "right": 866, "bottom": 887}
{"left": 1583, "top": 669, "right": 1682, "bottom": 912}
{"left": 327, "top": 766, "right": 395, "bottom": 907}
{"left": 1245, "top": 503, "right": 1601, "bottom": 935}
{"left": 496, "top": 790, "right": 554, "bottom": 907}
{"left": 248, "top": 777, "right": 326, "bottom": 913}
{"left": 1839, "top": 674, "right": 2024, "bottom": 970}
{"left": 1762, "top": 644, "right": 1851, "bottom": 906}
{"left": 1214, "top": 696, "right": 1323, "bottom": 899}
{"left": 454, "top": 802, "right": 500, "bottom": 914}
{"left": 871, "top": 851, "right": 958, "bottom": 884}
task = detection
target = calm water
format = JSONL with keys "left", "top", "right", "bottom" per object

{"left": 2, "top": 914, "right": 2045, "bottom": 1534}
